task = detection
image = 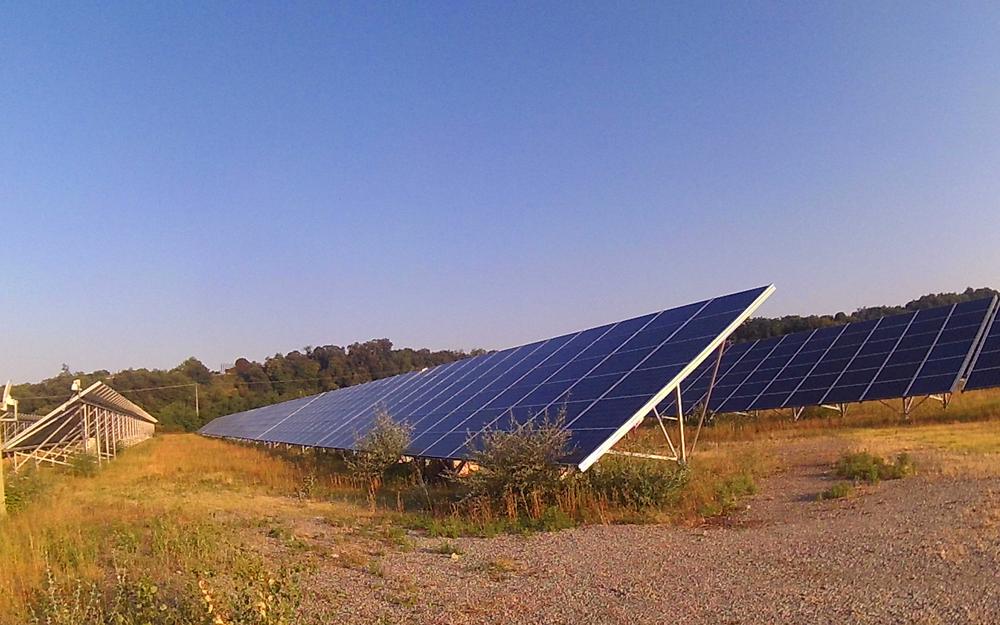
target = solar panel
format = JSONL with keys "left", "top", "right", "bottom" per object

{"left": 659, "top": 295, "right": 998, "bottom": 416}
{"left": 200, "top": 285, "right": 775, "bottom": 470}
{"left": 964, "top": 303, "right": 1000, "bottom": 391}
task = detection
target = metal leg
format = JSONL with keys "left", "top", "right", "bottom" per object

{"left": 676, "top": 386, "right": 686, "bottom": 465}
{"left": 691, "top": 341, "right": 726, "bottom": 456}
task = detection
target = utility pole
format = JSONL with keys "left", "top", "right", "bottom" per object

{"left": 194, "top": 384, "right": 200, "bottom": 419}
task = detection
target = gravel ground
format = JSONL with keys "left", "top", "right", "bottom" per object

{"left": 300, "top": 439, "right": 1000, "bottom": 625}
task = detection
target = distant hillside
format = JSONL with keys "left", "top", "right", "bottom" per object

{"left": 11, "top": 287, "right": 996, "bottom": 432}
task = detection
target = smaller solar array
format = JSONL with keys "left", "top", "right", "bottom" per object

{"left": 660, "top": 296, "right": 998, "bottom": 416}
{"left": 964, "top": 303, "right": 1000, "bottom": 391}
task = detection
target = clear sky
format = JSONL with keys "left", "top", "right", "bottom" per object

{"left": 3, "top": 2, "right": 999, "bottom": 383}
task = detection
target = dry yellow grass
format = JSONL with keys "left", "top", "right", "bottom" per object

{"left": 690, "top": 387, "right": 1000, "bottom": 444}
{"left": 841, "top": 421, "right": 1000, "bottom": 478}
{"left": 0, "top": 435, "right": 363, "bottom": 622}
{"left": 3, "top": 394, "right": 999, "bottom": 622}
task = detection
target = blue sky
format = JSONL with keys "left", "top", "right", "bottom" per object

{"left": 3, "top": 2, "right": 999, "bottom": 383}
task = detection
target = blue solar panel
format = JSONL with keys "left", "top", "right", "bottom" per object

{"left": 660, "top": 296, "right": 997, "bottom": 415}
{"left": 964, "top": 303, "right": 1000, "bottom": 391}
{"left": 199, "top": 285, "right": 775, "bottom": 470}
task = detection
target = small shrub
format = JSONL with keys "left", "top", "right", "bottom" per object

{"left": 462, "top": 410, "right": 572, "bottom": 518}
{"left": 694, "top": 473, "right": 758, "bottom": 517}
{"left": 347, "top": 409, "right": 412, "bottom": 507}
{"left": 578, "top": 456, "right": 688, "bottom": 509}
{"left": 835, "top": 451, "right": 917, "bottom": 484}
{"left": 480, "top": 557, "right": 520, "bottom": 580}
{"left": 885, "top": 452, "right": 916, "bottom": 479}
{"left": 817, "top": 482, "right": 854, "bottom": 500}
{"left": 431, "top": 540, "right": 464, "bottom": 556}
{"left": 382, "top": 526, "right": 414, "bottom": 551}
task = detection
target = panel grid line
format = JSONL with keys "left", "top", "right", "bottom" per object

{"left": 412, "top": 338, "right": 567, "bottom": 433}
{"left": 859, "top": 311, "right": 920, "bottom": 402}
{"left": 817, "top": 319, "right": 885, "bottom": 406}
{"left": 560, "top": 300, "right": 714, "bottom": 430}
{"left": 779, "top": 324, "right": 851, "bottom": 408}
{"left": 416, "top": 332, "right": 591, "bottom": 455}
{"left": 902, "top": 304, "right": 957, "bottom": 397}
{"left": 676, "top": 339, "right": 757, "bottom": 413}
{"left": 746, "top": 328, "right": 820, "bottom": 410}
{"left": 716, "top": 335, "right": 789, "bottom": 410}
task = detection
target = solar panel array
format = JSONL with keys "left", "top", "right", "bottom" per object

{"left": 201, "top": 285, "right": 774, "bottom": 469}
{"left": 965, "top": 304, "right": 1000, "bottom": 391}
{"left": 659, "top": 295, "right": 998, "bottom": 416}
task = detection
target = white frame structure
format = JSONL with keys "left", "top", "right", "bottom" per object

{"left": 1, "top": 382, "right": 157, "bottom": 472}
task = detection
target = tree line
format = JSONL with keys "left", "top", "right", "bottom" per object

{"left": 733, "top": 287, "right": 998, "bottom": 341}
{"left": 12, "top": 340, "right": 481, "bottom": 432}
{"left": 10, "top": 287, "right": 995, "bottom": 432}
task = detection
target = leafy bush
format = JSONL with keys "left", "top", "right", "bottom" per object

{"left": 817, "top": 482, "right": 854, "bottom": 500}
{"left": 347, "top": 409, "right": 412, "bottom": 506}
{"left": 67, "top": 453, "right": 99, "bottom": 478}
{"left": 3, "top": 467, "right": 51, "bottom": 513}
{"left": 577, "top": 456, "right": 688, "bottom": 509}
{"left": 835, "top": 451, "right": 916, "bottom": 484}
{"left": 463, "top": 411, "right": 571, "bottom": 517}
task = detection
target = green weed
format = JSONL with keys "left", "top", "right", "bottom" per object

{"left": 835, "top": 451, "right": 916, "bottom": 484}
{"left": 817, "top": 482, "right": 854, "bottom": 500}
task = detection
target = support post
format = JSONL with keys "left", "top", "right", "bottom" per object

{"left": 691, "top": 340, "right": 726, "bottom": 456}
{"left": 652, "top": 407, "right": 678, "bottom": 459}
{"left": 94, "top": 405, "right": 103, "bottom": 466}
{"left": 1, "top": 425, "right": 6, "bottom": 518}
{"left": 83, "top": 404, "right": 92, "bottom": 455}
{"left": 676, "top": 386, "right": 686, "bottom": 464}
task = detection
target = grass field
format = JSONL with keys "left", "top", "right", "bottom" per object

{"left": 2, "top": 388, "right": 999, "bottom": 623}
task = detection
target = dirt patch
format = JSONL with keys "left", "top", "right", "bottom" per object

{"left": 301, "top": 436, "right": 1000, "bottom": 624}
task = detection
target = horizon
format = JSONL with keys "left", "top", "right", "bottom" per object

{"left": 4, "top": 3, "right": 1000, "bottom": 383}
{"left": 10, "top": 282, "right": 996, "bottom": 385}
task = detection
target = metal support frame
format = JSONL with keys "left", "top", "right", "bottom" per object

{"left": 611, "top": 341, "right": 729, "bottom": 466}
{"left": 929, "top": 393, "right": 952, "bottom": 409}
{"left": 4, "top": 400, "right": 154, "bottom": 473}
{"left": 819, "top": 403, "right": 848, "bottom": 417}
{"left": 873, "top": 392, "right": 952, "bottom": 420}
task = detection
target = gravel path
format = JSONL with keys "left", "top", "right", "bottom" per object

{"left": 303, "top": 439, "right": 1000, "bottom": 624}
